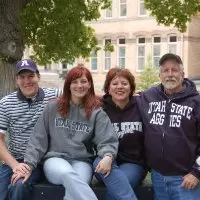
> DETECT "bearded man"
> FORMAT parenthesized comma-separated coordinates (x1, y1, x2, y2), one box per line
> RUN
(137, 53, 200, 200)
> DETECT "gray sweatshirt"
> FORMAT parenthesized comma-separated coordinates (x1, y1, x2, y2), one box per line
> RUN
(24, 100, 118, 169)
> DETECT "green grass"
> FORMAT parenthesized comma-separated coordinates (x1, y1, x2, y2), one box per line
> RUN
(142, 172, 152, 186)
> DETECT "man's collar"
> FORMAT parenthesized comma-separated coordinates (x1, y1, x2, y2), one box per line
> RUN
(17, 88, 45, 101)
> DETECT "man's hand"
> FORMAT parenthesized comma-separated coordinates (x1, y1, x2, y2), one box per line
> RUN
(11, 171, 31, 184)
(12, 163, 31, 175)
(95, 156, 112, 178)
(181, 173, 199, 189)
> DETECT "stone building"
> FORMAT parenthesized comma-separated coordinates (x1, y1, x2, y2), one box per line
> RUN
(85, 0, 200, 86)
(24, 0, 200, 92)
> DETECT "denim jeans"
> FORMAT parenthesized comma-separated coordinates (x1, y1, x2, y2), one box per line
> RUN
(118, 162, 146, 187)
(93, 157, 144, 200)
(0, 163, 43, 200)
(43, 157, 98, 200)
(151, 169, 200, 200)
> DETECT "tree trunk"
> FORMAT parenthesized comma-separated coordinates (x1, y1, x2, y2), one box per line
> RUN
(0, 59, 16, 97)
(0, 0, 30, 98)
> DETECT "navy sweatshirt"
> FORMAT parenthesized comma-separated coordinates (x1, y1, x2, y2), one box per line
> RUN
(137, 78, 200, 179)
(103, 94, 145, 165)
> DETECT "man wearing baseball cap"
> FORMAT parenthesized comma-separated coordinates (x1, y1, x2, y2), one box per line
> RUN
(137, 53, 200, 199)
(0, 59, 61, 200)
(16, 59, 39, 74)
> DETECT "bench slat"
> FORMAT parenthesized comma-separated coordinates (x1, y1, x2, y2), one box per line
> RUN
(31, 184, 154, 200)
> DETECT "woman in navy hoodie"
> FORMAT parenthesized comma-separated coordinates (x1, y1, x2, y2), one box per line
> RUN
(93, 68, 147, 200)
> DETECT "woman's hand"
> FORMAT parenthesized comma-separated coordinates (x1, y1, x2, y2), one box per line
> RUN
(95, 156, 113, 177)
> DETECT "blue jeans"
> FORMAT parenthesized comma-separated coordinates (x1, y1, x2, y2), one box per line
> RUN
(93, 157, 145, 200)
(151, 169, 200, 200)
(43, 157, 98, 200)
(118, 162, 146, 187)
(0, 163, 43, 200)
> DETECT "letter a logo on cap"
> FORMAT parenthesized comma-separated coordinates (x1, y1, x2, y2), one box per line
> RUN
(21, 60, 29, 66)
(16, 59, 38, 74)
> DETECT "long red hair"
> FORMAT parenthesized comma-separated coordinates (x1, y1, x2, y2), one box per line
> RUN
(57, 65, 101, 119)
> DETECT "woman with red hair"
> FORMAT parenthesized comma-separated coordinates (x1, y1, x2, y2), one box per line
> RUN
(13, 65, 118, 200)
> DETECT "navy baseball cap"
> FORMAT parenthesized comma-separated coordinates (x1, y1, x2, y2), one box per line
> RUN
(159, 53, 183, 66)
(16, 59, 39, 74)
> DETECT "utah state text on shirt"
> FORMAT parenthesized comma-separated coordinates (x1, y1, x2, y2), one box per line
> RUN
(148, 101, 193, 127)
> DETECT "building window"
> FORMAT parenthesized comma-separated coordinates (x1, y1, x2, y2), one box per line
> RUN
(104, 39, 112, 71)
(90, 51, 97, 71)
(120, 0, 127, 17)
(139, 0, 147, 16)
(168, 35, 177, 54)
(44, 63, 51, 71)
(105, 51, 111, 71)
(61, 62, 75, 71)
(105, 8, 112, 18)
(62, 63, 67, 70)
(152, 36, 161, 68)
(137, 37, 145, 71)
(67, 63, 75, 69)
(118, 38, 126, 68)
